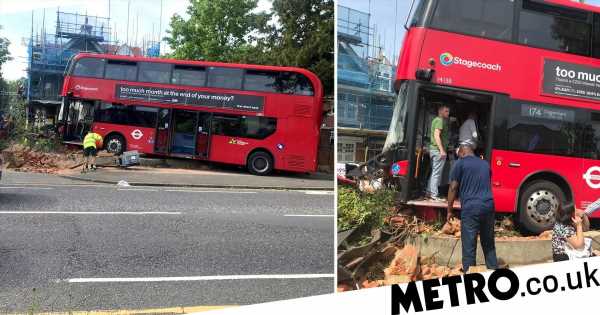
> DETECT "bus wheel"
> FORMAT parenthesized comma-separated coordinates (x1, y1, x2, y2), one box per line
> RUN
(247, 151, 273, 176)
(105, 134, 126, 155)
(518, 180, 564, 235)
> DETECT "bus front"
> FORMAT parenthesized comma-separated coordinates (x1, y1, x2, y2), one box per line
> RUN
(384, 0, 600, 234)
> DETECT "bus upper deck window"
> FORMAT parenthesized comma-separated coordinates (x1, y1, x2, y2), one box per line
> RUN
(294, 74, 315, 96)
(72, 58, 105, 78)
(105, 60, 138, 81)
(207, 67, 243, 90)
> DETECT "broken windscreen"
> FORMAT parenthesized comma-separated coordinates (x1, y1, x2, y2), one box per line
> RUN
(383, 82, 409, 152)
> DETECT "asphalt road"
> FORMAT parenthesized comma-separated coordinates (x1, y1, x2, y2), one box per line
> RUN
(0, 171, 334, 312)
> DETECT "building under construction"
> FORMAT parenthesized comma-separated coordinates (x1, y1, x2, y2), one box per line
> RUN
(26, 10, 160, 137)
(337, 5, 397, 164)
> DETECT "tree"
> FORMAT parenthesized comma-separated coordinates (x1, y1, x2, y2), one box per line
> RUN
(164, 0, 271, 62)
(0, 25, 11, 78)
(270, 0, 334, 94)
(164, 0, 334, 95)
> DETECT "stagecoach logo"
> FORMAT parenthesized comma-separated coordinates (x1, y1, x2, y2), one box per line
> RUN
(131, 129, 144, 140)
(440, 52, 454, 66)
(584, 166, 600, 189)
(439, 52, 502, 72)
(228, 138, 248, 146)
(74, 85, 99, 91)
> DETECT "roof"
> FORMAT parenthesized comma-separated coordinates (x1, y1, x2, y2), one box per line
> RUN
(545, 0, 600, 14)
(72, 52, 323, 94)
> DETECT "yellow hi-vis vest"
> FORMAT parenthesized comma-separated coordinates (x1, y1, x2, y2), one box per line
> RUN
(83, 132, 103, 149)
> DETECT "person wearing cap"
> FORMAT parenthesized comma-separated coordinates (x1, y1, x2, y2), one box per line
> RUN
(447, 141, 498, 273)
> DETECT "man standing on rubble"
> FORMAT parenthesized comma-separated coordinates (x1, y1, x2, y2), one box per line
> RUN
(82, 130, 103, 173)
(447, 141, 498, 273)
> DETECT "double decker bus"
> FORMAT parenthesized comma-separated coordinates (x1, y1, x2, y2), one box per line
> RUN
(383, 0, 600, 233)
(60, 53, 323, 175)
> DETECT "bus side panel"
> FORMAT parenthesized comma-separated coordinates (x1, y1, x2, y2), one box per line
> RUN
(579, 159, 600, 218)
(491, 149, 584, 213)
(209, 135, 253, 167)
(92, 123, 156, 153)
(281, 117, 319, 173)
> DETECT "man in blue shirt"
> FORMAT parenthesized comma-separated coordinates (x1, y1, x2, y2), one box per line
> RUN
(447, 142, 498, 273)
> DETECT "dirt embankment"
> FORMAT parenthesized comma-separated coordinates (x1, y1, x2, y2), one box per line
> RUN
(2, 144, 84, 173)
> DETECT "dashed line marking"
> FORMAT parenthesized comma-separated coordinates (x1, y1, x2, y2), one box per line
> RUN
(58, 273, 335, 283)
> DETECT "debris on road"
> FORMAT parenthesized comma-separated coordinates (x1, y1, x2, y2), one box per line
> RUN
(117, 180, 131, 187)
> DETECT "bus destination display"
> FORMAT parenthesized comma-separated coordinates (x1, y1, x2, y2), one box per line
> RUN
(115, 84, 265, 112)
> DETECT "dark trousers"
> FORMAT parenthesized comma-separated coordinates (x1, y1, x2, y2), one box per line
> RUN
(461, 209, 498, 272)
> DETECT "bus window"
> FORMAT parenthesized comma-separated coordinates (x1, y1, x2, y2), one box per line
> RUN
(212, 115, 276, 139)
(94, 103, 157, 128)
(207, 67, 243, 90)
(172, 65, 207, 86)
(138, 62, 171, 84)
(294, 73, 315, 96)
(505, 103, 578, 157)
(244, 70, 314, 96)
(430, 0, 514, 41)
(244, 70, 285, 93)
(72, 58, 105, 78)
(519, 1, 591, 56)
(105, 60, 138, 81)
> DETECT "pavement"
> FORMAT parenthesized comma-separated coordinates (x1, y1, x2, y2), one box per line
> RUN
(58, 167, 334, 191)
(0, 171, 334, 312)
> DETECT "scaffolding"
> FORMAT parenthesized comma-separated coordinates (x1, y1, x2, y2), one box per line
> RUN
(26, 11, 113, 131)
(337, 5, 397, 163)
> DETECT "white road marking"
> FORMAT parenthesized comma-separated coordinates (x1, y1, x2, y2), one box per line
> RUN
(284, 214, 334, 218)
(0, 211, 181, 215)
(117, 188, 159, 192)
(164, 189, 256, 194)
(59, 273, 335, 283)
(0, 186, 54, 190)
(303, 191, 333, 195)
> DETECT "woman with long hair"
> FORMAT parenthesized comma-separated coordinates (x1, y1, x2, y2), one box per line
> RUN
(552, 203, 586, 262)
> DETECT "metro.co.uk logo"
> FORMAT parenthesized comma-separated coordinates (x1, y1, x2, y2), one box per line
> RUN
(439, 52, 502, 72)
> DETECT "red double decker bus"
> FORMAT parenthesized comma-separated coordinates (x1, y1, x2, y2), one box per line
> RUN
(60, 53, 323, 175)
(384, 0, 600, 233)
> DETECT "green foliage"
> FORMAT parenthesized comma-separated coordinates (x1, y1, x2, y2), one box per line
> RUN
(337, 186, 396, 232)
(164, 0, 271, 62)
(0, 25, 11, 81)
(271, 0, 334, 94)
(164, 0, 334, 94)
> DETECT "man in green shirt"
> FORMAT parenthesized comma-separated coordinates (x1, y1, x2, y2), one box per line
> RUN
(428, 105, 450, 201)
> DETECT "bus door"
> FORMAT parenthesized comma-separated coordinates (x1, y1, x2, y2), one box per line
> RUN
(409, 85, 494, 200)
(171, 109, 197, 157)
(196, 112, 211, 159)
(155, 108, 171, 154)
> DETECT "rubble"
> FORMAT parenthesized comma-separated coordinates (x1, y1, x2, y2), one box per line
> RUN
(1, 144, 83, 173)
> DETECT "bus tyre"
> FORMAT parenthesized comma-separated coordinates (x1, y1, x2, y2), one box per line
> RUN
(105, 134, 126, 155)
(518, 180, 565, 235)
(247, 151, 273, 176)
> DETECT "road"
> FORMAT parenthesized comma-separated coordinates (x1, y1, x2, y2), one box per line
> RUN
(0, 171, 334, 312)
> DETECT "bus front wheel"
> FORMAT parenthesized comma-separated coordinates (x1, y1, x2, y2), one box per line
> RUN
(247, 151, 273, 176)
(105, 134, 126, 155)
(518, 180, 565, 235)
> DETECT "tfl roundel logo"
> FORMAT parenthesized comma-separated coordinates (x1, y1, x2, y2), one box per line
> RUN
(440, 52, 454, 66)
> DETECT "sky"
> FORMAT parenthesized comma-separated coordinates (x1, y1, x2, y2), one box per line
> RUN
(338, 0, 600, 64)
(0, 0, 273, 81)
